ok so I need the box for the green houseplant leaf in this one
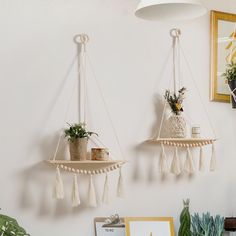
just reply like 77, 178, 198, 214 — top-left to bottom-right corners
178, 199, 191, 236
222, 62, 236, 82
191, 212, 224, 236
0, 214, 30, 236
64, 123, 98, 142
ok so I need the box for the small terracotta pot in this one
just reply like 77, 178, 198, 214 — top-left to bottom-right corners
91, 148, 109, 161
69, 137, 88, 161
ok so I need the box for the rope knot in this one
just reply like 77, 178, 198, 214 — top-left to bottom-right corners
170, 28, 181, 39
74, 34, 89, 45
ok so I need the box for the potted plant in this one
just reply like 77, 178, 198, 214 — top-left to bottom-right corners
0, 214, 30, 235
222, 62, 236, 108
178, 199, 191, 236
191, 212, 224, 236
65, 123, 98, 161
164, 87, 187, 138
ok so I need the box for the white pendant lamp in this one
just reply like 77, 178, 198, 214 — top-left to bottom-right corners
135, 0, 207, 21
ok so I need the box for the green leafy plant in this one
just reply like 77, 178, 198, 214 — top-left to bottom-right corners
191, 212, 224, 236
222, 62, 236, 82
64, 123, 98, 142
178, 199, 191, 236
164, 87, 187, 115
0, 214, 30, 235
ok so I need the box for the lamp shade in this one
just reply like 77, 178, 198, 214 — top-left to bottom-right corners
135, 0, 207, 21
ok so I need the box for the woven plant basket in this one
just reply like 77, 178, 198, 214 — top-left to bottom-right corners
69, 137, 88, 161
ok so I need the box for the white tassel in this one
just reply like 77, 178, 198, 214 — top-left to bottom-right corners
52, 166, 64, 199
210, 143, 217, 171
199, 146, 205, 172
117, 168, 125, 198
71, 174, 81, 207
159, 144, 169, 174
87, 175, 97, 207
170, 147, 181, 175
102, 173, 109, 204
184, 147, 195, 174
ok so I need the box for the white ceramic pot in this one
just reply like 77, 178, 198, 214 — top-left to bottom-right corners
168, 114, 187, 138
69, 137, 88, 161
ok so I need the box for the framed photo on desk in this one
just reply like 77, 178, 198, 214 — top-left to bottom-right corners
125, 217, 175, 236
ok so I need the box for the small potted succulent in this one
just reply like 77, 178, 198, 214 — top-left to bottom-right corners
164, 87, 187, 138
65, 123, 98, 161
178, 200, 224, 236
222, 62, 236, 108
191, 212, 224, 236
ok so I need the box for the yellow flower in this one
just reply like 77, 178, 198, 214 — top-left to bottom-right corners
175, 103, 182, 110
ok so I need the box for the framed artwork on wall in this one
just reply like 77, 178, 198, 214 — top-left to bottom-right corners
210, 10, 236, 103
94, 217, 125, 236
125, 217, 175, 236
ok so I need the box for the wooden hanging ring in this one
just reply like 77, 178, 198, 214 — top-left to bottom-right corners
170, 28, 181, 38
73, 34, 89, 44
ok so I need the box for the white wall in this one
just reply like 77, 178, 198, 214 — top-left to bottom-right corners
0, 0, 236, 235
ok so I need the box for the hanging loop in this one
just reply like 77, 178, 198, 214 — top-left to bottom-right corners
170, 28, 181, 93
170, 28, 181, 39
73, 34, 89, 45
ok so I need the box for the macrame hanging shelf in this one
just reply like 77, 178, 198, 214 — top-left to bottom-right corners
47, 34, 127, 207
145, 29, 218, 175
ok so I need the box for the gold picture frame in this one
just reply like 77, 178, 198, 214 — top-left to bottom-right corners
211, 10, 236, 102
125, 217, 175, 236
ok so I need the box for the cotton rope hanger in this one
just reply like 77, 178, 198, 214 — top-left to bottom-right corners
51, 34, 126, 206
51, 34, 125, 166
157, 29, 217, 140
156, 29, 192, 140
147, 28, 217, 175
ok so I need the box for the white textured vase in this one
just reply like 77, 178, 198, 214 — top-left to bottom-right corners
168, 114, 187, 138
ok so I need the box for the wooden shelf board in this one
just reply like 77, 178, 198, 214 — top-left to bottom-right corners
147, 138, 217, 142
46, 160, 127, 173
47, 160, 126, 164
145, 138, 217, 147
